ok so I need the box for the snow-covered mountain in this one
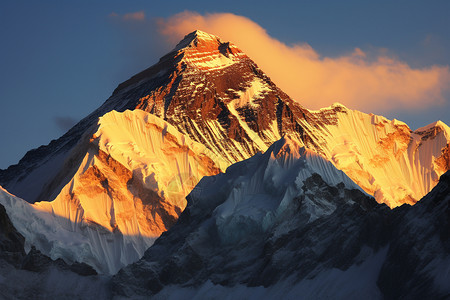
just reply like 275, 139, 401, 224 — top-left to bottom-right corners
0, 109, 224, 274
113, 137, 450, 299
1, 30, 448, 208
0, 30, 449, 275
107, 30, 450, 207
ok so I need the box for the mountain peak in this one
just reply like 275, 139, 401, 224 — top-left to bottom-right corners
191, 29, 218, 41
415, 120, 450, 138
171, 30, 246, 71
113, 30, 248, 93
173, 30, 222, 52
417, 120, 449, 131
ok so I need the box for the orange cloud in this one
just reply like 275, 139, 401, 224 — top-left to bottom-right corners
157, 11, 450, 112
110, 11, 145, 22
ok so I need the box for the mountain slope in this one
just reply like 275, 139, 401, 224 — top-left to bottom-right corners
0, 109, 223, 274
307, 105, 450, 207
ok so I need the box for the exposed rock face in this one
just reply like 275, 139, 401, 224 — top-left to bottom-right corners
120, 31, 310, 165
0, 202, 25, 266
20, 246, 97, 276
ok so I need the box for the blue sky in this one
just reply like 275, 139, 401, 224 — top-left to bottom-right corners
1, 1, 449, 169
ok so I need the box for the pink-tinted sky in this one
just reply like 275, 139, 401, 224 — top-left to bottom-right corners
1, 1, 449, 169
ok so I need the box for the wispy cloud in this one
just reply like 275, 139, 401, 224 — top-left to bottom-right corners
156, 11, 450, 112
54, 116, 78, 132
109, 11, 145, 22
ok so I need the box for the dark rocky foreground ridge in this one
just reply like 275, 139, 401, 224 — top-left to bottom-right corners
378, 171, 450, 299
111, 139, 450, 299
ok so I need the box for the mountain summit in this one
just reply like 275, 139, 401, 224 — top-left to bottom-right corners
174, 30, 226, 49
0, 30, 449, 274
173, 30, 246, 68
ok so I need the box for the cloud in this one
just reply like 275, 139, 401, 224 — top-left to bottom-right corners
156, 11, 450, 112
109, 11, 145, 22
54, 116, 78, 132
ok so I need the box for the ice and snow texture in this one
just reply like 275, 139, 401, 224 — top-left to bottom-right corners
305, 104, 450, 207
0, 109, 224, 275
190, 136, 364, 241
